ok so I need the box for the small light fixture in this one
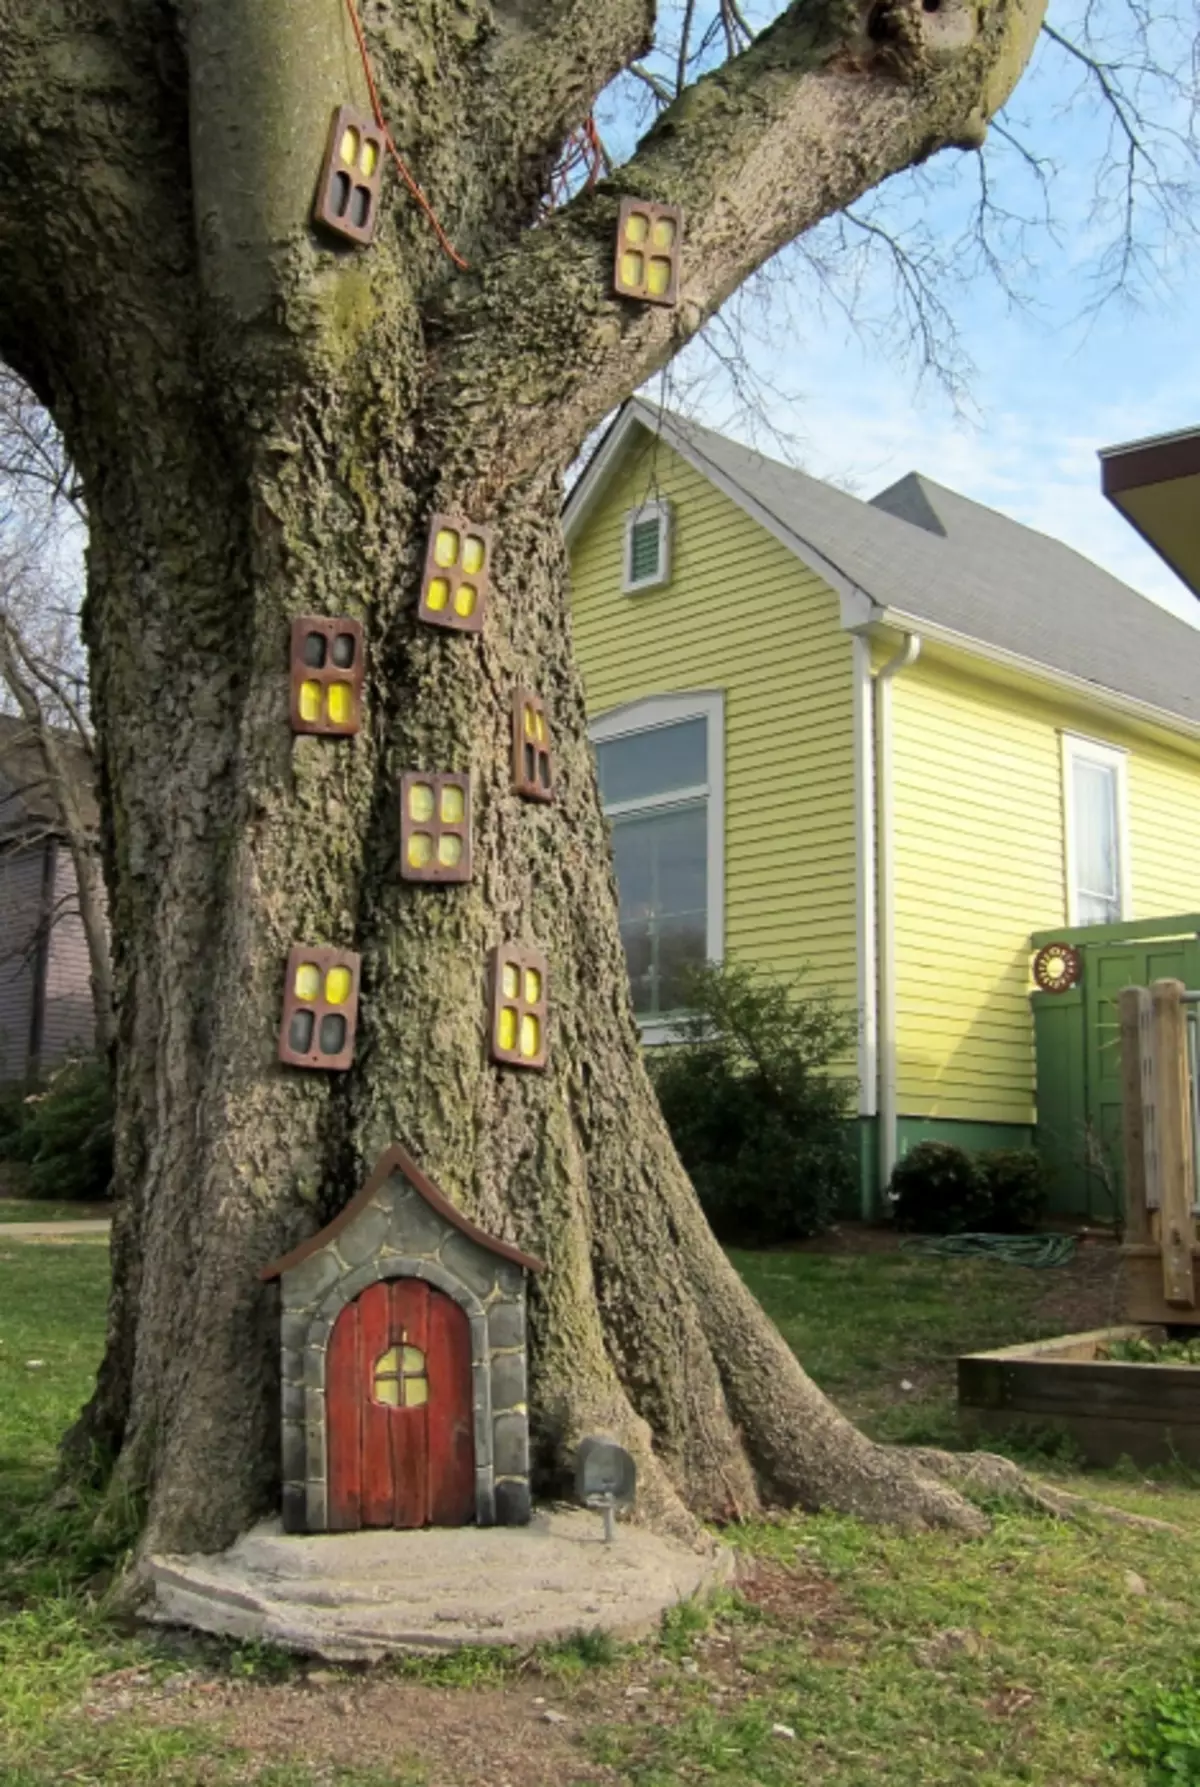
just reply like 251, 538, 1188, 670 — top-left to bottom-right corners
575, 1435, 637, 1543
489, 944, 548, 1070
418, 514, 492, 634
278, 945, 362, 1070
399, 771, 473, 883
313, 105, 386, 247
613, 199, 682, 306
290, 617, 364, 737
511, 688, 554, 803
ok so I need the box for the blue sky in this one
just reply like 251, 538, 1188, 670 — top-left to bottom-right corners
615, 0, 1200, 623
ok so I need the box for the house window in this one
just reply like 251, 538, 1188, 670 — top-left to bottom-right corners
590, 693, 724, 1036
623, 500, 671, 593
373, 1339, 429, 1408
1062, 734, 1130, 926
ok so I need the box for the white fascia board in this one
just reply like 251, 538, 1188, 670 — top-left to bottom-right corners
875, 607, 1200, 748
563, 400, 879, 629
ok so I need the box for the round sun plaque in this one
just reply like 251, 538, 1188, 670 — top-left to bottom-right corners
1033, 941, 1082, 994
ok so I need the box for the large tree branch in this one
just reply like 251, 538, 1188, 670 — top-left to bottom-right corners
425, 0, 1047, 500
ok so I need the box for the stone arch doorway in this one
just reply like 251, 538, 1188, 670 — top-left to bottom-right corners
327, 1279, 474, 1530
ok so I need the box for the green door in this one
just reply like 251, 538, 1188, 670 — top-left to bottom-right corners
1032, 917, 1200, 1220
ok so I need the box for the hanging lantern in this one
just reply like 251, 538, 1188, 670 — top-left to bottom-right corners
511, 688, 554, 803
290, 617, 364, 737
278, 945, 362, 1070
417, 514, 493, 634
313, 105, 386, 247
613, 198, 682, 306
489, 944, 548, 1070
399, 771, 473, 883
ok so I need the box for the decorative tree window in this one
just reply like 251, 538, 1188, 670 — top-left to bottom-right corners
613, 199, 682, 305
489, 944, 548, 1069
373, 1339, 429, 1408
511, 689, 554, 802
313, 105, 386, 247
418, 514, 492, 633
278, 945, 362, 1070
290, 617, 364, 736
399, 771, 473, 882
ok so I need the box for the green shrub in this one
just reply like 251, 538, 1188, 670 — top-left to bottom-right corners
0, 1054, 113, 1202
977, 1148, 1049, 1233
889, 1142, 989, 1234
891, 1143, 1050, 1234
1116, 1661, 1200, 1783
648, 960, 856, 1245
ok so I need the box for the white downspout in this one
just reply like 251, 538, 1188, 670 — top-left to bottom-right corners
876, 633, 922, 1204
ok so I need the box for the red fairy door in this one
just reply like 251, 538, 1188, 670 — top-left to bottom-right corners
326, 1280, 475, 1530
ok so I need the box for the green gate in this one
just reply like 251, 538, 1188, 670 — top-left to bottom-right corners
1032, 914, 1200, 1219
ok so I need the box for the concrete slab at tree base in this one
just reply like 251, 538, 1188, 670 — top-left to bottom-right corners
145, 1509, 732, 1660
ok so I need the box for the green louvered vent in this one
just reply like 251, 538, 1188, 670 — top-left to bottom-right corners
629, 516, 662, 584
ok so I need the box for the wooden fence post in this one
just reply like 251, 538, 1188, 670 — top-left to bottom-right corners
1150, 978, 1196, 1309
1119, 985, 1151, 1245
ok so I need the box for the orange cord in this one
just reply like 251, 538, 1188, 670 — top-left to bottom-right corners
546, 115, 606, 213
342, 0, 469, 270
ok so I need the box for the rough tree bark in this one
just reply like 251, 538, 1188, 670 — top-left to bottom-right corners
0, 0, 1044, 1562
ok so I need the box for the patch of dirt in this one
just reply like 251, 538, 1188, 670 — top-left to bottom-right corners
1031, 1234, 1125, 1335
785, 1222, 903, 1256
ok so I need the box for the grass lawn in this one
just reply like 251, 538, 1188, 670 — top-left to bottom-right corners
1, 1238, 1197, 1786
0, 1200, 114, 1224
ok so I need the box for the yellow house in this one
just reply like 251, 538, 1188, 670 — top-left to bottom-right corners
565, 400, 1200, 1216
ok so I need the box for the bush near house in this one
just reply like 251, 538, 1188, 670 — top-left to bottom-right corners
648, 960, 856, 1244
890, 1141, 1050, 1234
0, 1055, 113, 1203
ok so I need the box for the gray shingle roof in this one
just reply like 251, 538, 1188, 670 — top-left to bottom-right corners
635, 401, 1200, 729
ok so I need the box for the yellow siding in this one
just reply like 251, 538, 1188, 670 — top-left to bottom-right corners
569, 434, 857, 1012
892, 650, 1200, 1124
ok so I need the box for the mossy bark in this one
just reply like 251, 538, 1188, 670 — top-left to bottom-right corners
0, 0, 1045, 1561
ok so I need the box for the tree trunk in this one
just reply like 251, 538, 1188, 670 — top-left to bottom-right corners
0, 0, 1044, 1564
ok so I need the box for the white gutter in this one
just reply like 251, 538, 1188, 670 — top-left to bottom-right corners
875, 632, 922, 1204
851, 636, 878, 1220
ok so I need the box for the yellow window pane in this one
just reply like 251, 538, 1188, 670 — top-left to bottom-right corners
294, 962, 321, 1002
299, 680, 322, 723
647, 257, 671, 296
462, 535, 485, 575
404, 1375, 429, 1408
519, 1013, 541, 1059
326, 681, 352, 726
534, 712, 546, 742
409, 782, 435, 822
407, 833, 434, 869
624, 210, 649, 244
453, 584, 477, 618
359, 139, 379, 177
650, 215, 676, 249
340, 127, 360, 167
434, 528, 460, 568
619, 250, 644, 289
425, 576, 450, 611
524, 968, 541, 1005
501, 962, 520, 999
523, 704, 535, 739
497, 1006, 517, 1052
440, 784, 464, 824
324, 965, 352, 1005
377, 1347, 400, 1374
375, 1376, 401, 1407
438, 835, 463, 868
402, 1345, 425, 1373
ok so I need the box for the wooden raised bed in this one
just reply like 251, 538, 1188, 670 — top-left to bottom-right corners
958, 1325, 1200, 1467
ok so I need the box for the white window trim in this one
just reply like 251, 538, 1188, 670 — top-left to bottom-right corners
1061, 731, 1132, 927
622, 499, 672, 594
590, 690, 725, 1044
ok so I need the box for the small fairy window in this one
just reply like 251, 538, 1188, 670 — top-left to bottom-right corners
373, 1338, 429, 1408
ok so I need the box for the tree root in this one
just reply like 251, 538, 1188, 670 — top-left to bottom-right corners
896, 1446, 1186, 1536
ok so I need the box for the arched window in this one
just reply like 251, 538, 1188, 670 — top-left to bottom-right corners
373, 1338, 428, 1408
